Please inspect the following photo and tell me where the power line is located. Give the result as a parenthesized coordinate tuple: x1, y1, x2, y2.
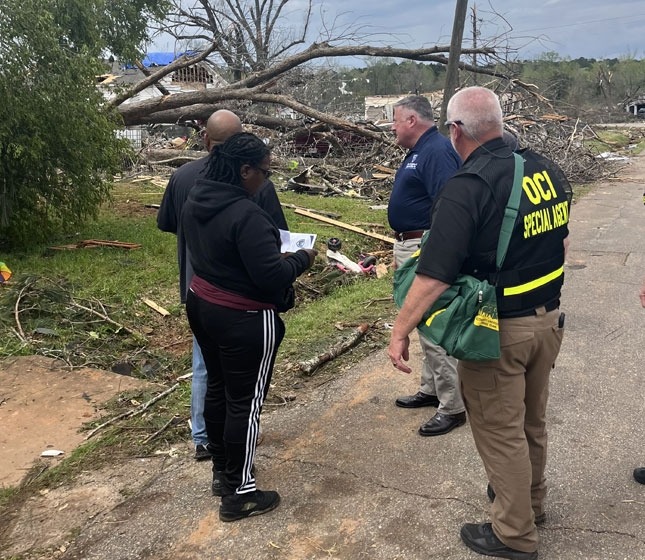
(515, 12, 645, 34)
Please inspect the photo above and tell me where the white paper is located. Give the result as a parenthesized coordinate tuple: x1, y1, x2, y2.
(41, 449, 65, 457)
(279, 229, 317, 253)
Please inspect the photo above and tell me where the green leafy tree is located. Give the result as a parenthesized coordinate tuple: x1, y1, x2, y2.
(0, 0, 168, 247)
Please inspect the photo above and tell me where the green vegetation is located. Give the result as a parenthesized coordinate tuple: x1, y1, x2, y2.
(0, 180, 396, 490)
(0, 0, 169, 247)
(586, 129, 645, 156)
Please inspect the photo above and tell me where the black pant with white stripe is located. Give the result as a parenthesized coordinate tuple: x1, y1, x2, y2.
(186, 291, 285, 495)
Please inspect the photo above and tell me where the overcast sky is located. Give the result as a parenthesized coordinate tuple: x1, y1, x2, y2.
(152, 0, 645, 63)
(309, 0, 645, 61)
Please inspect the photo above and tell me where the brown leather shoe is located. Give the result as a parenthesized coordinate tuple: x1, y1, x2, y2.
(418, 411, 466, 436)
(395, 392, 440, 408)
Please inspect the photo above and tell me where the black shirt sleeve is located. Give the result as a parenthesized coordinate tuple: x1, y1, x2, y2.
(253, 180, 289, 231)
(234, 205, 308, 297)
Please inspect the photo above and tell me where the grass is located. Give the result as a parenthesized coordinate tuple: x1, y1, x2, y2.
(0, 178, 396, 496)
(585, 128, 645, 156)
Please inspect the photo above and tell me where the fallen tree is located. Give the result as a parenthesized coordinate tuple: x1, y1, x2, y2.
(115, 43, 503, 136)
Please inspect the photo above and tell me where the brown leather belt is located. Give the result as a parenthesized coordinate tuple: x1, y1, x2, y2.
(394, 230, 425, 241)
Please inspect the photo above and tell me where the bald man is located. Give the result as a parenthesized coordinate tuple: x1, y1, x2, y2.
(157, 110, 288, 461)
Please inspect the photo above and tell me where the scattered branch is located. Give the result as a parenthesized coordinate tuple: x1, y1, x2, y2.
(142, 415, 180, 444)
(69, 300, 142, 339)
(298, 323, 369, 375)
(85, 383, 180, 440)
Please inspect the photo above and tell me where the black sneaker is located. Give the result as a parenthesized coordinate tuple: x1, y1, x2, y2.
(460, 523, 537, 560)
(634, 468, 645, 484)
(194, 444, 212, 461)
(219, 489, 280, 522)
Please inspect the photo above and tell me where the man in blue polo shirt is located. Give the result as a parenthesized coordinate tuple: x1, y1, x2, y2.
(388, 95, 466, 436)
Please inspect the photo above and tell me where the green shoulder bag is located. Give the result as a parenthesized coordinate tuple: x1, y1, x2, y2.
(393, 153, 524, 361)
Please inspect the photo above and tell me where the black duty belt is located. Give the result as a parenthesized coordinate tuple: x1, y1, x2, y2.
(503, 299, 560, 318)
(394, 230, 425, 241)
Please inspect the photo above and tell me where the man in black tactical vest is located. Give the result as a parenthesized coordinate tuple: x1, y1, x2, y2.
(388, 86, 570, 560)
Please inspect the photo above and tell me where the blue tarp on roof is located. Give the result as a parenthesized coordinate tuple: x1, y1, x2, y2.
(142, 52, 176, 67)
(122, 51, 198, 70)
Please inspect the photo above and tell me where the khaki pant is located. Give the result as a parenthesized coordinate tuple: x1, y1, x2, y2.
(458, 307, 564, 553)
(394, 239, 464, 415)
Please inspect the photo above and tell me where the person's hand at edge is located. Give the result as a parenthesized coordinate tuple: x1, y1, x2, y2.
(299, 248, 318, 269)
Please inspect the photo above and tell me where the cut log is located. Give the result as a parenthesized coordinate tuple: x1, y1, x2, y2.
(298, 323, 369, 375)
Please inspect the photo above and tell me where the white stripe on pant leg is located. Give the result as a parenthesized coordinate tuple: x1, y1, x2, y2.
(238, 309, 276, 494)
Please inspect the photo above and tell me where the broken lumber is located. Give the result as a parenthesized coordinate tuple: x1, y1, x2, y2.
(49, 240, 142, 250)
(142, 298, 170, 316)
(373, 164, 396, 174)
(294, 209, 396, 244)
(298, 323, 370, 375)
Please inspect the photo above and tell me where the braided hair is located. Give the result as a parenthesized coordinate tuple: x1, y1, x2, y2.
(204, 132, 270, 185)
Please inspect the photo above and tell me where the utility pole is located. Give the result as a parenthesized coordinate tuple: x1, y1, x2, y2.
(471, 3, 478, 85)
(439, 0, 469, 135)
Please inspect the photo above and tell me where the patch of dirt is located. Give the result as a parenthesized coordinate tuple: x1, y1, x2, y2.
(1, 458, 169, 559)
(0, 356, 157, 488)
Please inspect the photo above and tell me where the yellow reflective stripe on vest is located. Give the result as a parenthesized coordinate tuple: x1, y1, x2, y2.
(503, 266, 564, 296)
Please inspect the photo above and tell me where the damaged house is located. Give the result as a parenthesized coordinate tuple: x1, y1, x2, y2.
(98, 52, 229, 147)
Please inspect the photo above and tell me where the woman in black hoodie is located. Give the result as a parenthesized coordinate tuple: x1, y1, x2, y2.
(182, 132, 317, 521)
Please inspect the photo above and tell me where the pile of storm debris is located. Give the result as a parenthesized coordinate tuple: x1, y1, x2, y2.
(132, 109, 628, 202)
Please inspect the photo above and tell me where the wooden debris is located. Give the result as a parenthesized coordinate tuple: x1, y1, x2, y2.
(287, 178, 327, 194)
(373, 164, 396, 174)
(85, 383, 180, 440)
(49, 240, 142, 250)
(298, 323, 369, 375)
(142, 298, 170, 316)
(294, 209, 396, 244)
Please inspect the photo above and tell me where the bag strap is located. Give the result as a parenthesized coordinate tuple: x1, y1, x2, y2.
(496, 152, 524, 269)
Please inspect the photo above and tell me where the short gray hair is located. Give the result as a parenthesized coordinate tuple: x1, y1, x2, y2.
(447, 87, 503, 140)
(393, 95, 435, 122)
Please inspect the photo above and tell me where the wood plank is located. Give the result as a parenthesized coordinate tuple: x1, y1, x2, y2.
(293, 209, 396, 244)
(142, 298, 170, 316)
(373, 164, 396, 174)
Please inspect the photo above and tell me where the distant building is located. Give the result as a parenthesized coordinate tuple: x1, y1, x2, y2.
(625, 96, 645, 116)
(364, 92, 444, 123)
(98, 53, 228, 147)
(364, 90, 523, 124)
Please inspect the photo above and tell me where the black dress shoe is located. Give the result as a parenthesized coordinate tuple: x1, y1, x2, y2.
(634, 468, 645, 484)
(418, 411, 466, 436)
(486, 484, 546, 524)
(395, 391, 440, 408)
(460, 522, 537, 560)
